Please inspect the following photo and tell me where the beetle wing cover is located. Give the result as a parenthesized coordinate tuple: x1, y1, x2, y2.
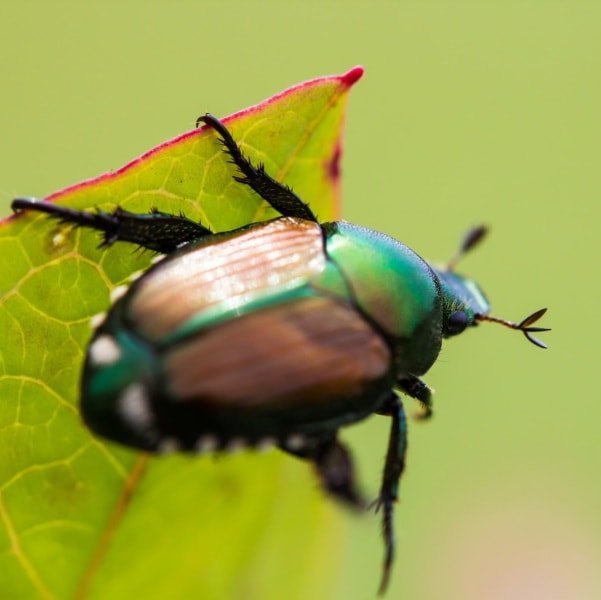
(164, 295, 391, 409)
(129, 218, 326, 340)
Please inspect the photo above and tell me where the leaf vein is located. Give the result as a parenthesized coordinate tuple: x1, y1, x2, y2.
(75, 454, 149, 599)
(0, 492, 55, 600)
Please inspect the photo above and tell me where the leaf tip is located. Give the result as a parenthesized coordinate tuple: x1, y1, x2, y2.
(341, 65, 364, 88)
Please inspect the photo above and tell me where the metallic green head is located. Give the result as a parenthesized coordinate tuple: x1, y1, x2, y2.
(436, 269, 490, 336)
(432, 226, 550, 347)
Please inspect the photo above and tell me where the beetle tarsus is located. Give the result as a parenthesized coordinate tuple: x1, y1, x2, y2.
(13, 197, 117, 231)
(197, 113, 318, 222)
(11, 198, 211, 253)
(377, 500, 395, 596)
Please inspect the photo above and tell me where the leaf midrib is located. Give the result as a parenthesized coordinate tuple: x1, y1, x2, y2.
(74, 455, 149, 599)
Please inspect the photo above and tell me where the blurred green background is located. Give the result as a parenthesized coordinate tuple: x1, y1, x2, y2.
(0, 2, 599, 599)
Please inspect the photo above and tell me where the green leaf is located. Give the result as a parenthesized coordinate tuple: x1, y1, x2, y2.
(0, 67, 363, 599)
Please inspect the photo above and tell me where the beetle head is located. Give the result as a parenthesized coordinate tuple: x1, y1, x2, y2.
(432, 225, 550, 348)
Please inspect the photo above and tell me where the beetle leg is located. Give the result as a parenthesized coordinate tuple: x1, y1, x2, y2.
(374, 394, 407, 596)
(12, 198, 211, 253)
(197, 114, 318, 222)
(281, 433, 365, 510)
(397, 375, 433, 420)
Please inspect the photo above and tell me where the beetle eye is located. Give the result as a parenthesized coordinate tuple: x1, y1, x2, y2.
(447, 311, 469, 335)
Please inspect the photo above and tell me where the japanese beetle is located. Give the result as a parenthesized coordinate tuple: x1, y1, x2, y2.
(11, 114, 549, 594)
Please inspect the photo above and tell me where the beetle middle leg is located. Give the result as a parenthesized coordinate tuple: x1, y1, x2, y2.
(280, 433, 365, 510)
(11, 198, 211, 253)
(197, 113, 318, 222)
(374, 393, 408, 595)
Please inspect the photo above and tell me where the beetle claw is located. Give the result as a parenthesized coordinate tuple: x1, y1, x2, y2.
(369, 495, 397, 515)
(413, 400, 433, 421)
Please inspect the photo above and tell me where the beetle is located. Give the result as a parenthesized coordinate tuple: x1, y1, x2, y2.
(11, 113, 549, 594)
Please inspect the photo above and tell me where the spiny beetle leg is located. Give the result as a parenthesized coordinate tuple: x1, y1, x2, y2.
(398, 375, 433, 420)
(11, 198, 211, 253)
(280, 433, 365, 510)
(99, 207, 212, 253)
(374, 394, 408, 596)
(197, 114, 317, 222)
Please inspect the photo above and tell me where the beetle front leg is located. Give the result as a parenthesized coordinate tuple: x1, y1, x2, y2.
(12, 198, 211, 253)
(281, 433, 365, 510)
(398, 375, 433, 420)
(374, 394, 408, 595)
(197, 114, 317, 222)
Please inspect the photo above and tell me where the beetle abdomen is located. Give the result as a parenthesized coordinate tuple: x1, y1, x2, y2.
(164, 295, 392, 409)
(82, 294, 392, 451)
(128, 217, 326, 340)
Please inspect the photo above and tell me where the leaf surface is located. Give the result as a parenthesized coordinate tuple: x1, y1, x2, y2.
(0, 67, 363, 599)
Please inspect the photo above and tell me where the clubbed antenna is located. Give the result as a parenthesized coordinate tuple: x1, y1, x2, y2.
(476, 308, 551, 349)
(447, 225, 488, 271)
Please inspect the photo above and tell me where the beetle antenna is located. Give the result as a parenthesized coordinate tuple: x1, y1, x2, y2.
(447, 225, 488, 271)
(475, 307, 551, 348)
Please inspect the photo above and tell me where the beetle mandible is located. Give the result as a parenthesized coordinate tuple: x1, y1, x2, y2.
(11, 113, 550, 594)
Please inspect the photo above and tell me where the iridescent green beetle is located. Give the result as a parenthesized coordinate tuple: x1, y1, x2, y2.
(11, 114, 549, 594)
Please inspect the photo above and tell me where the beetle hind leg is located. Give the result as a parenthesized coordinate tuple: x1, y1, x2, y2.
(197, 114, 318, 222)
(11, 198, 211, 253)
(281, 433, 365, 510)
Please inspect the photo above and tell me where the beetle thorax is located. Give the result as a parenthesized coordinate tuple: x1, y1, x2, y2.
(322, 222, 444, 377)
